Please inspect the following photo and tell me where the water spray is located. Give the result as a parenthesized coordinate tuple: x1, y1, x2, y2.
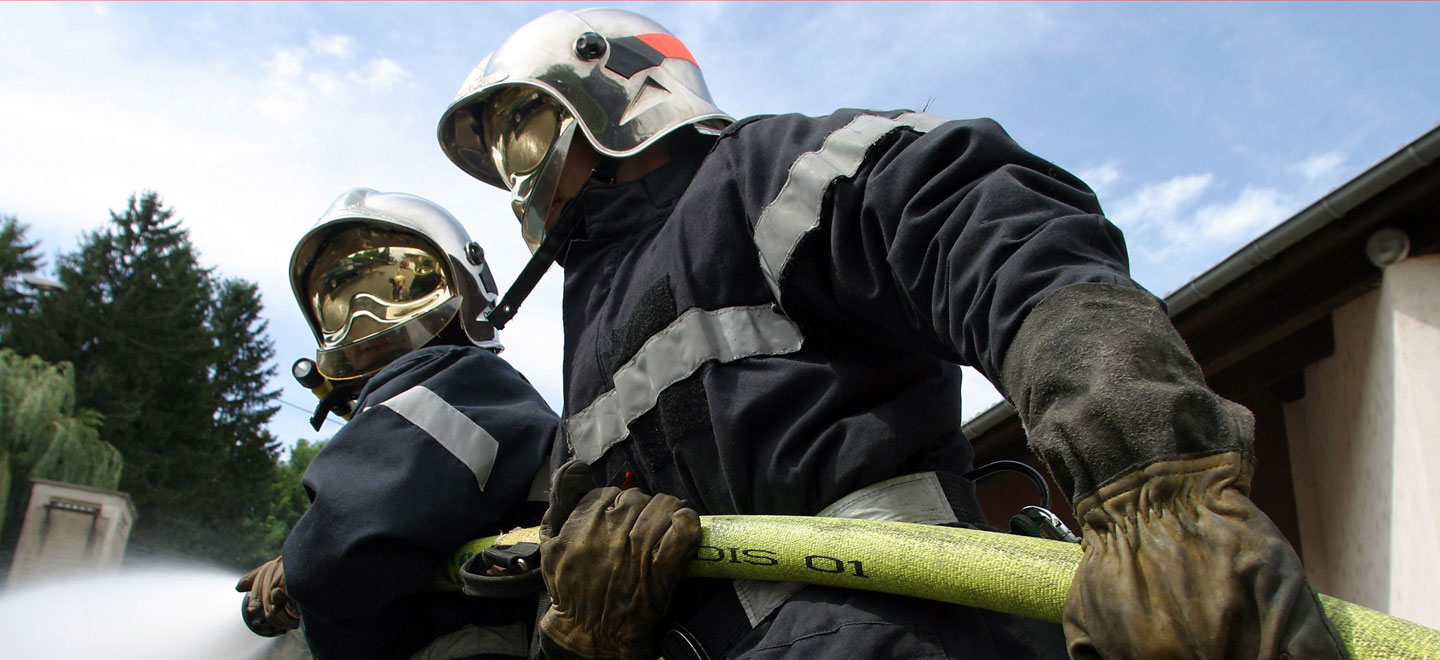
(0, 566, 278, 660)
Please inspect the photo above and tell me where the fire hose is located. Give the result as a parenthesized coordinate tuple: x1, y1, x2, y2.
(438, 515, 1440, 659)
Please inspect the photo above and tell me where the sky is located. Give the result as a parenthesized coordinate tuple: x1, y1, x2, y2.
(2, 2, 1438, 453)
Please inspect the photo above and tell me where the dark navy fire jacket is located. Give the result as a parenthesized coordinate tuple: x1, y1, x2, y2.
(284, 345, 557, 660)
(555, 110, 1138, 517)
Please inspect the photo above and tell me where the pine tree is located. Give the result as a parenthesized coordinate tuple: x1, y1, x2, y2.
(7, 192, 283, 566)
(0, 215, 44, 335)
(205, 277, 283, 567)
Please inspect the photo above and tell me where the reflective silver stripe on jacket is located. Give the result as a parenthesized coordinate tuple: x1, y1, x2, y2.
(732, 471, 960, 627)
(565, 305, 804, 464)
(379, 385, 499, 492)
(407, 621, 529, 660)
(526, 452, 552, 502)
(753, 111, 949, 303)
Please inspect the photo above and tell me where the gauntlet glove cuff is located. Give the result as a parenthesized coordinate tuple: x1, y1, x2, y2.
(1001, 282, 1255, 505)
(1074, 449, 1253, 530)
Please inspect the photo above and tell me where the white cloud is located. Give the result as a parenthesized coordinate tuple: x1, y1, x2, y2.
(309, 33, 355, 58)
(1101, 171, 1300, 295)
(1194, 186, 1289, 239)
(267, 46, 307, 77)
(254, 46, 411, 124)
(307, 71, 346, 96)
(1292, 150, 1345, 186)
(1077, 162, 1123, 198)
(1108, 173, 1213, 229)
(351, 58, 410, 90)
(255, 88, 308, 124)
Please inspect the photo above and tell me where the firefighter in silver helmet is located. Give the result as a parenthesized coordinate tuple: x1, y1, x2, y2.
(438, 9, 729, 256)
(289, 187, 503, 420)
(238, 189, 559, 659)
(441, 8, 1347, 660)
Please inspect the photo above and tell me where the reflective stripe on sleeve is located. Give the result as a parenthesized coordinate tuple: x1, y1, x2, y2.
(526, 453, 551, 502)
(753, 111, 949, 303)
(565, 305, 804, 464)
(380, 385, 499, 492)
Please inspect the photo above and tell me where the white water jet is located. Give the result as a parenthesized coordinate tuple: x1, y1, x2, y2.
(0, 565, 278, 660)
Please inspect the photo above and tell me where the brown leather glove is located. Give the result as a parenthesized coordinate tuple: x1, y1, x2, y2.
(1066, 452, 1346, 659)
(538, 486, 701, 660)
(236, 555, 300, 637)
(1002, 283, 1348, 659)
(539, 458, 599, 543)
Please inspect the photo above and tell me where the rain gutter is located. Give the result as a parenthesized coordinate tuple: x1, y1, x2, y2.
(1167, 123, 1440, 316)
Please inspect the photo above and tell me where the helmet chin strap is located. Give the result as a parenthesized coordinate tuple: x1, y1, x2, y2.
(310, 380, 365, 430)
(486, 157, 620, 329)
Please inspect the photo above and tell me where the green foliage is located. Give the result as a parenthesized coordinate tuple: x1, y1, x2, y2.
(4, 192, 285, 569)
(0, 349, 120, 562)
(208, 277, 286, 567)
(0, 215, 44, 334)
(245, 438, 326, 566)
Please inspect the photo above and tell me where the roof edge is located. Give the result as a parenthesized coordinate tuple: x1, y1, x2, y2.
(1168, 123, 1440, 315)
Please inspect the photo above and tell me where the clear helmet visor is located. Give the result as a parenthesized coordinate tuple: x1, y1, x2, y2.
(302, 227, 461, 379)
(481, 86, 578, 252)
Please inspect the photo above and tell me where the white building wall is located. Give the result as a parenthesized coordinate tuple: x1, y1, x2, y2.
(6, 479, 135, 588)
(1284, 253, 1440, 628)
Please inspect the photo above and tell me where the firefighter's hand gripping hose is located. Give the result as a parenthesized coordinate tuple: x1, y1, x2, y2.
(439, 516, 1440, 659)
(237, 555, 301, 637)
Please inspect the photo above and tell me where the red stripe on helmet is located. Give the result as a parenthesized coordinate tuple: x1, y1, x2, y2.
(636, 33, 698, 68)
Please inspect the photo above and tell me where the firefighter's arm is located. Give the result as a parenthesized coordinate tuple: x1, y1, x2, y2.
(734, 113, 1137, 379)
(1001, 282, 1347, 659)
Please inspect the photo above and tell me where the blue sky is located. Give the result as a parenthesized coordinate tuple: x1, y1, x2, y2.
(2, 2, 1438, 453)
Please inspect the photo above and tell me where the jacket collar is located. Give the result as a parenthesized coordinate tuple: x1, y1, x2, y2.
(557, 147, 705, 243)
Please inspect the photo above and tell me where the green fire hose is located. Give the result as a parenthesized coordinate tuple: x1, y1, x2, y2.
(438, 515, 1440, 659)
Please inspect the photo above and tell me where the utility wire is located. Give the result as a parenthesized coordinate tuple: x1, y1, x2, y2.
(277, 396, 344, 430)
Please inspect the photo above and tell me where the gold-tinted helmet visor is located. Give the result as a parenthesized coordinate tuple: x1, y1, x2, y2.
(480, 86, 578, 252)
(302, 226, 461, 380)
(484, 86, 565, 183)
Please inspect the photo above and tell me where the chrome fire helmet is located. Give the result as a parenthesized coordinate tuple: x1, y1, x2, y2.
(437, 7, 733, 252)
(289, 188, 503, 383)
